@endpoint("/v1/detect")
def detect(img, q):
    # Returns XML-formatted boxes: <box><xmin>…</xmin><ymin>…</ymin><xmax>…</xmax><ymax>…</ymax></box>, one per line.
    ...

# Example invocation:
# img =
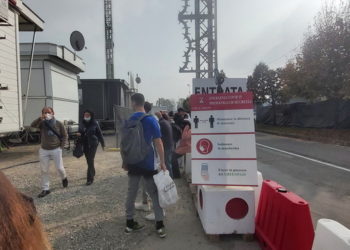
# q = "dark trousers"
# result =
<box><xmin>165</xmin><ymin>148</ymin><xmax>173</xmax><ymax>178</ymax></box>
<box><xmin>84</xmin><ymin>144</ymin><xmax>98</xmax><ymax>182</ymax></box>
<box><xmin>171</xmin><ymin>152</ymin><xmax>182</xmax><ymax>179</ymax></box>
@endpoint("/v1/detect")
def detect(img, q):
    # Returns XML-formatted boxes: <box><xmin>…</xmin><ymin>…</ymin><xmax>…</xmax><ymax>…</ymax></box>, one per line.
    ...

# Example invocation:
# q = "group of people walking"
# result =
<box><xmin>31</xmin><ymin>94</ymin><xmax>190</xmax><ymax>238</ymax></box>
<box><xmin>132</xmin><ymin>98</ymin><xmax>192</xmax><ymax>222</ymax></box>
<box><xmin>0</xmin><ymin>93</ymin><xmax>191</xmax><ymax>249</ymax></box>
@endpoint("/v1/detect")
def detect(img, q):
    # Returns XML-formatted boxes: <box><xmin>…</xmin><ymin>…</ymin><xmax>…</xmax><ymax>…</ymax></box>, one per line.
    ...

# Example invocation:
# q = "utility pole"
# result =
<box><xmin>179</xmin><ymin>0</ymin><xmax>218</xmax><ymax>79</ymax></box>
<box><xmin>104</xmin><ymin>0</ymin><xmax>114</xmax><ymax>79</ymax></box>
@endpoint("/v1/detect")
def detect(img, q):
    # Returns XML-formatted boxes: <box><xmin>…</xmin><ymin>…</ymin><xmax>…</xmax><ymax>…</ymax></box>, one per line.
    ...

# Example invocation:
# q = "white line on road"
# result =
<box><xmin>256</xmin><ymin>143</ymin><xmax>350</xmax><ymax>173</ymax></box>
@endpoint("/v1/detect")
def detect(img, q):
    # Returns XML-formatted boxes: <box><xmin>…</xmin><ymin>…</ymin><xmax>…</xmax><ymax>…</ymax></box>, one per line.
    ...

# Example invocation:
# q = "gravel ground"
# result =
<box><xmin>0</xmin><ymin>136</ymin><xmax>260</xmax><ymax>250</ymax></box>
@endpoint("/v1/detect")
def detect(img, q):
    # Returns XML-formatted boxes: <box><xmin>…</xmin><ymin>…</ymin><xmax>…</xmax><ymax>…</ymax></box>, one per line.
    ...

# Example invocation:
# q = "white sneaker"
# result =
<box><xmin>145</xmin><ymin>213</ymin><xmax>155</xmax><ymax>221</ymax></box>
<box><xmin>135</xmin><ymin>202</ymin><xmax>150</xmax><ymax>212</ymax></box>
<box><xmin>145</xmin><ymin>211</ymin><xmax>166</xmax><ymax>221</ymax></box>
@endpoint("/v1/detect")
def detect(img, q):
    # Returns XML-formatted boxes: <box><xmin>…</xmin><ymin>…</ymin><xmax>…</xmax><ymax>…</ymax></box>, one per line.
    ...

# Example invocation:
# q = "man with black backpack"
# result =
<box><xmin>121</xmin><ymin>93</ymin><xmax>167</xmax><ymax>238</ymax></box>
<box><xmin>31</xmin><ymin>107</ymin><xmax>68</xmax><ymax>198</ymax></box>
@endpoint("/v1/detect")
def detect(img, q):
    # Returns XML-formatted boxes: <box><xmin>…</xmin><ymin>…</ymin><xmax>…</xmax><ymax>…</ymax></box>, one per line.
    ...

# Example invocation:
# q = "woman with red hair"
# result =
<box><xmin>0</xmin><ymin>171</ymin><xmax>51</xmax><ymax>250</ymax></box>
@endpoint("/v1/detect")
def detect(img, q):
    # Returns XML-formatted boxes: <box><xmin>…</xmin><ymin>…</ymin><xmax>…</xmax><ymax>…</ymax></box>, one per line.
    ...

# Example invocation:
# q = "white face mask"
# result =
<box><xmin>45</xmin><ymin>114</ymin><xmax>53</xmax><ymax>120</ymax></box>
<box><xmin>84</xmin><ymin>117</ymin><xmax>91</xmax><ymax>122</ymax></box>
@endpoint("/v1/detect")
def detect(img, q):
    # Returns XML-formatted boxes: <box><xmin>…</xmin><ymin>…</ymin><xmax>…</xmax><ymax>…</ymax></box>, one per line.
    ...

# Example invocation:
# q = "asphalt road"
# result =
<box><xmin>256</xmin><ymin>132</ymin><xmax>350</xmax><ymax>228</ymax></box>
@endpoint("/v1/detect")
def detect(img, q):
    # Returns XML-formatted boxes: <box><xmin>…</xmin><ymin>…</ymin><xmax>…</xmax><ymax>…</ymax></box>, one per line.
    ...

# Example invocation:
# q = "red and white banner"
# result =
<box><xmin>190</xmin><ymin>92</ymin><xmax>253</xmax><ymax>111</ymax></box>
<box><xmin>190</xmin><ymin>91</ymin><xmax>258</xmax><ymax>186</ymax></box>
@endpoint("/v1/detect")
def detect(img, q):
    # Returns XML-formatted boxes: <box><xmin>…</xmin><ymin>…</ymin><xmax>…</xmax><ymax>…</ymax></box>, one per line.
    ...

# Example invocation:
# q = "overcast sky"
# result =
<box><xmin>21</xmin><ymin>0</ymin><xmax>333</xmax><ymax>103</ymax></box>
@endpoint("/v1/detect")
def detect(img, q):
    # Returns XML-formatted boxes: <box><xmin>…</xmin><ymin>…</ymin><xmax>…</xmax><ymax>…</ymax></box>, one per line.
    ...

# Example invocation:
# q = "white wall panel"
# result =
<box><xmin>0</xmin><ymin>10</ymin><xmax>22</xmax><ymax>133</ymax></box>
<box><xmin>52</xmin><ymin>99</ymin><xmax>78</xmax><ymax>123</ymax></box>
<box><xmin>51</xmin><ymin>70</ymin><xmax>78</xmax><ymax>101</ymax></box>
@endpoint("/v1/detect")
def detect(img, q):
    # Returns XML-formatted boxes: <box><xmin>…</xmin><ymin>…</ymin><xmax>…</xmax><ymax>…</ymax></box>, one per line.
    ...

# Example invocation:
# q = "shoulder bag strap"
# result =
<box><xmin>44</xmin><ymin>121</ymin><xmax>63</xmax><ymax>142</ymax></box>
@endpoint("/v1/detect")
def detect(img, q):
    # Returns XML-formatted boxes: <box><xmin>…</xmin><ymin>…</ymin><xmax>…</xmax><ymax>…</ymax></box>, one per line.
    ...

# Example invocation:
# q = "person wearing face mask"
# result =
<box><xmin>31</xmin><ymin>107</ymin><xmax>68</xmax><ymax>198</ymax></box>
<box><xmin>77</xmin><ymin>110</ymin><xmax>105</xmax><ymax>185</ymax></box>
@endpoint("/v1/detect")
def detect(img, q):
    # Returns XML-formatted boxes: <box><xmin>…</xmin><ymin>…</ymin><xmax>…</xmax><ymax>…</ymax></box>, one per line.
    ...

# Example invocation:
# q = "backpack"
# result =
<box><xmin>120</xmin><ymin>114</ymin><xmax>152</xmax><ymax>165</ymax></box>
<box><xmin>171</xmin><ymin>123</ymin><xmax>182</xmax><ymax>144</ymax></box>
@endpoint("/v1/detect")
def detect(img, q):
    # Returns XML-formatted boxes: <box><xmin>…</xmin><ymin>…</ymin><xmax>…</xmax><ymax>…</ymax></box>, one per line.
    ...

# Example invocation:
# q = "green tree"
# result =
<box><xmin>248</xmin><ymin>62</ymin><xmax>287</xmax><ymax>125</ymax></box>
<box><xmin>288</xmin><ymin>1</ymin><xmax>350</xmax><ymax>101</ymax></box>
<box><xmin>247</xmin><ymin>62</ymin><xmax>270</xmax><ymax>104</ymax></box>
<box><xmin>156</xmin><ymin>98</ymin><xmax>176</xmax><ymax>111</ymax></box>
<box><xmin>182</xmin><ymin>97</ymin><xmax>191</xmax><ymax>112</ymax></box>
<box><xmin>279</xmin><ymin>61</ymin><xmax>303</xmax><ymax>100</ymax></box>
<box><xmin>177</xmin><ymin>98</ymin><xmax>185</xmax><ymax>109</ymax></box>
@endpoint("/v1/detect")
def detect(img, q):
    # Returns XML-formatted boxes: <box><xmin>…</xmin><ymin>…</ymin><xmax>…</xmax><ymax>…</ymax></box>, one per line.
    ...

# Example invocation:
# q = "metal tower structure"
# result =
<box><xmin>179</xmin><ymin>0</ymin><xmax>218</xmax><ymax>79</ymax></box>
<box><xmin>104</xmin><ymin>0</ymin><xmax>114</xmax><ymax>79</ymax></box>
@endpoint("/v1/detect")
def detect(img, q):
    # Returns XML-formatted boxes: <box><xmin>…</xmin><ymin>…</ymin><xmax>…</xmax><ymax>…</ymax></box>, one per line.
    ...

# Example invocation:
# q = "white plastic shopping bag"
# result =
<box><xmin>153</xmin><ymin>170</ymin><xmax>179</xmax><ymax>208</ymax></box>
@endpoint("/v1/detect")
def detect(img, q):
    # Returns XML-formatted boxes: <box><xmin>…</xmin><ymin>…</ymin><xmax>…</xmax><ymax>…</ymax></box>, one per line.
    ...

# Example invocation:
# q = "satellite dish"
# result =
<box><xmin>70</xmin><ymin>31</ymin><xmax>85</xmax><ymax>51</ymax></box>
<box><xmin>135</xmin><ymin>74</ymin><xmax>141</xmax><ymax>84</ymax></box>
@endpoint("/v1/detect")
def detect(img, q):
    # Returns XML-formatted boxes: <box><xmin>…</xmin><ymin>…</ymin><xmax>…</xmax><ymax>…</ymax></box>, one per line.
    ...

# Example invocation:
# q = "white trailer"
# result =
<box><xmin>0</xmin><ymin>0</ymin><xmax>43</xmax><ymax>136</ymax></box>
<box><xmin>20</xmin><ymin>43</ymin><xmax>85</xmax><ymax>129</ymax></box>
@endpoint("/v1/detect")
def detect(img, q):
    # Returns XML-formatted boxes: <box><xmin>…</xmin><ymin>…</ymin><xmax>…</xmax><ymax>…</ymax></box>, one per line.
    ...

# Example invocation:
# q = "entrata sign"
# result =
<box><xmin>0</xmin><ymin>0</ymin><xmax>8</xmax><ymax>22</ymax></box>
<box><xmin>191</xmin><ymin>91</ymin><xmax>258</xmax><ymax>186</ymax></box>
<box><xmin>193</xmin><ymin>78</ymin><xmax>247</xmax><ymax>95</ymax></box>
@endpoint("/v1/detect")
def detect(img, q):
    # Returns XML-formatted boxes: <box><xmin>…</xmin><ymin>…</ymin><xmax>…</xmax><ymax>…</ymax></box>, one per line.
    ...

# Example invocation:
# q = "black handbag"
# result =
<box><xmin>73</xmin><ymin>138</ymin><xmax>84</xmax><ymax>158</ymax></box>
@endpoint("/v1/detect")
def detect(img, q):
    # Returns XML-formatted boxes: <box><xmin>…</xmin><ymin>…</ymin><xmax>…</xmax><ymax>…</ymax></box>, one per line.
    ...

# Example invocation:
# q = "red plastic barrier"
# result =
<box><xmin>255</xmin><ymin>180</ymin><xmax>314</xmax><ymax>250</ymax></box>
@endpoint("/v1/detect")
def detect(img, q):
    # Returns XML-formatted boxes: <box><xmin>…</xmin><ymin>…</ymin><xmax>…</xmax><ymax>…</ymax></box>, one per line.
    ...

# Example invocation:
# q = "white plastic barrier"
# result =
<box><xmin>196</xmin><ymin>185</ymin><xmax>255</xmax><ymax>234</ymax></box>
<box><xmin>254</xmin><ymin>171</ymin><xmax>264</xmax><ymax>216</ymax></box>
<box><xmin>312</xmin><ymin>219</ymin><xmax>350</xmax><ymax>250</ymax></box>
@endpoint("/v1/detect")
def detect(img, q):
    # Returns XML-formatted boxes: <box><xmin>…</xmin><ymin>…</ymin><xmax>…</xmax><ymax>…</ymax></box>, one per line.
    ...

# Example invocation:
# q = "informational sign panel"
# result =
<box><xmin>193</xmin><ymin>78</ymin><xmax>247</xmax><ymax>95</ymax></box>
<box><xmin>0</xmin><ymin>0</ymin><xmax>8</xmax><ymax>22</ymax></box>
<box><xmin>190</xmin><ymin>92</ymin><xmax>258</xmax><ymax>186</ymax></box>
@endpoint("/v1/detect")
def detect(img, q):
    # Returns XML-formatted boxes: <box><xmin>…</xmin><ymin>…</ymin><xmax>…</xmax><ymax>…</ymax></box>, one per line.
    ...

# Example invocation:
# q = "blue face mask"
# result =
<box><xmin>84</xmin><ymin>117</ymin><xmax>91</xmax><ymax>122</ymax></box>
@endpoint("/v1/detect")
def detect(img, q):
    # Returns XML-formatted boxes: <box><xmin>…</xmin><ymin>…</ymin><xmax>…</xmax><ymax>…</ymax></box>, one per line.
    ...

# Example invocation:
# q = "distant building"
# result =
<box><xmin>79</xmin><ymin>79</ymin><xmax>130</xmax><ymax>128</ymax></box>
<box><xmin>20</xmin><ymin>43</ymin><xmax>85</xmax><ymax>127</ymax></box>
<box><xmin>0</xmin><ymin>0</ymin><xmax>44</xmax><ymax>135</ymax></box>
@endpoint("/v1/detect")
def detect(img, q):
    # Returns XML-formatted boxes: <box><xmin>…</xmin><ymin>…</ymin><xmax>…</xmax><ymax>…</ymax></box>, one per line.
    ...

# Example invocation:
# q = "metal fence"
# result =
<box><xmin>256</xmin><ymin>99</ymin><xmax>350</xmax><ymax>129</ymax></box>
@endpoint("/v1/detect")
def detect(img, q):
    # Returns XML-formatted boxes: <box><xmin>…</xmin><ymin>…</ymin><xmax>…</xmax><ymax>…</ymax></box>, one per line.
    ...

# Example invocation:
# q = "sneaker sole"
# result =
<box><xmin>38</xmin><ymin>192</ymin><xmax>51</xmax><ymax>198</ymax></box>
<box><xmin>159</xmin><ymin>234</ymin><xmax>167</xmax><ymax>238</ymax></box>
<box><xmin>124</xmin><ymin>226</ymin><xmax>145</xmax><ymax>234</ymax></box>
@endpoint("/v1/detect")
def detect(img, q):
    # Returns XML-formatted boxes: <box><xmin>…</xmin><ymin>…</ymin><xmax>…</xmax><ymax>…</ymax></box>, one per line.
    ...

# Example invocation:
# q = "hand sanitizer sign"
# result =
<box><xmin>190</xmin><ymin>92</ymin><xmax>258</xmax><ymax>186</ymax></box>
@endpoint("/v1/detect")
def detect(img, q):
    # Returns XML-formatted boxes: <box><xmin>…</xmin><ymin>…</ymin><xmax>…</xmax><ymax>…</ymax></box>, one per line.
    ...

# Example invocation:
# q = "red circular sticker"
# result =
<box><xmin>196</xmin><ymin>138</ymin><xmax>213</xmax><ymax>155</ymax></box>
<box><xmin>225</xmin><ymin>198</ymin><xmax>249</xmax><ymax>220</ymax></box>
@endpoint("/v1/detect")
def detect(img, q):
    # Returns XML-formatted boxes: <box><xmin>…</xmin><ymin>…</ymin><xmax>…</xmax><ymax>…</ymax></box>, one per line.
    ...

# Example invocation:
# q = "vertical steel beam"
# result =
<box><xmin>195</xmin><ymin>0</ymin><xmax>201</xmax><ymax>79</ymax></box>
<box><xmin>104</xmin><ymin>0</ymin><xmax>114</xmax><ymax>79</ymax></box>
<box><xmin>214</xmin><ymin>0</ymin><xmax>218</xmax><ymax>71</ymax></box>
<box><xmin>179</xmin><ymin>0</ymin><xmax>218</xmax><ymax>79</ymax></box>
<box><xmin>207</xmin><ymin>0</ymin><xmax>214</xmax><ymax>78</ymax></box>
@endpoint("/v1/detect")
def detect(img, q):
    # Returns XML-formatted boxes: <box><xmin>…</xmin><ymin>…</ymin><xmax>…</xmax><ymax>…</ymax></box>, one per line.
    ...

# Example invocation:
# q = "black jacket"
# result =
<box><xmin>159</xmin><ymin>118</ymin><xmax>174</xmax><ymax>151</ymax></box>
<box><xmin>79</xmin><ymin>120</ymin><xmax>105</xmax><ymax>148</ymax></box>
